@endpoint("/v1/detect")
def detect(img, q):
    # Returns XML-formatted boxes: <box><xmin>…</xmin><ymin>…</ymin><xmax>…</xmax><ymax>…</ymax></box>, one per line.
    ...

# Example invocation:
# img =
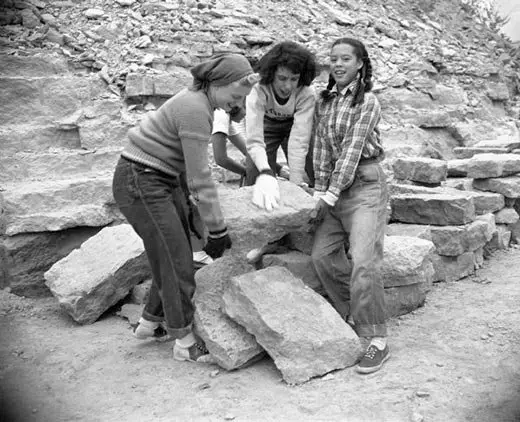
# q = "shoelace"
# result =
<box><xmin>194</xmin><ymin>343</ymin><xmax>208</xmax><ymax>354</ymax></box>
<box><xmin>363</xmin><ymin>346</ymin><xmax>378</xmax><ymax>360</ymax></box>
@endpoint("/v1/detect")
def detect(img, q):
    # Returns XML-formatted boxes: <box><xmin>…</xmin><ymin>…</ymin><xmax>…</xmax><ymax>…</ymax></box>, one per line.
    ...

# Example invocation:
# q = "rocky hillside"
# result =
<box><xmin>1</xmin><ymin>0</ymin><xmax>520</xmax><ymax>296</ymax></box>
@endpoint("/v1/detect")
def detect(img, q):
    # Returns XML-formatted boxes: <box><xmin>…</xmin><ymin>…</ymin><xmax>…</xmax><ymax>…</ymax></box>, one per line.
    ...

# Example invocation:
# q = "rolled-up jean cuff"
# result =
<box><xmin>356</xmin><ymin>323</ymin><xmax>387</xmax><ymax>338</ymax></box>
<box><xmin>141</xmin><ymin>310</ymin><xmax>164</xmax><ymax>323</ymax></box>
<box><xmin>166</xmin><ymin>323</ymin><xmax>193</xmax><ymax>340</ymax></box>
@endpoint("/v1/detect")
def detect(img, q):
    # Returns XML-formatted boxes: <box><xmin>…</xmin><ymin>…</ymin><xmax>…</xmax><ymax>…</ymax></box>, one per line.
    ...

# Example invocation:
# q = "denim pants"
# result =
<box><xmin>311</xmin><ymin>162</ymin><xmax>388</xmax><ymax>338</ymax></box>
<box><xmin>112</xmin><ymin>157</ymin><xmax>194</xmax><ymax>339</ymax></box>
<box><xmin>244</xmin><ymin>117</ymin><xmax>292</xmax><ymax>186</ymax></box>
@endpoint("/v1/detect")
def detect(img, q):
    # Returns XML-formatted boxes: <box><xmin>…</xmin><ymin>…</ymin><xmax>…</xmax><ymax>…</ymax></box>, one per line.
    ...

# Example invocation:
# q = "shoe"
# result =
<box><xmin>246</xmin><ymin>237</ymin><xmax>289</xmax><ymax>264</ymax></box>
<box><xmin>173</xmin><ymin>340</ymin><xmax>215</xmax><ymax>363</ymax></box>
<box><xmin>133</xmin><ymin>318</ymin><xmax>170</xmax><ymax>341</ymax></box>
<box><xmin>193</xmin><ymin>251</ymin><xmax>214</xmax><ymax>265</ymax></box>
<box><xmin>356</xmin><ymin>345</ymin><xmax>390</xmax><ymax>374</ymax></box>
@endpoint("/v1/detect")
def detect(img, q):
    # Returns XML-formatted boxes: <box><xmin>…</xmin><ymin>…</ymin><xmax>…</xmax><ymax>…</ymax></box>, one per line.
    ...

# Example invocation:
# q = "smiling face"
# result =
<box><xmin>330</xmin><ymin>43</ymin><xmax>363</xmax><ymax>92</ymax></box>
<box><xmin>211</xmin><ymin>80</ymin><xmax>253</xmax><ymax>113</ymax></box>
<box><xmin>271</xmin><ymin>66</ymin><xmax>300</xmax><ymax>100</ymax></box>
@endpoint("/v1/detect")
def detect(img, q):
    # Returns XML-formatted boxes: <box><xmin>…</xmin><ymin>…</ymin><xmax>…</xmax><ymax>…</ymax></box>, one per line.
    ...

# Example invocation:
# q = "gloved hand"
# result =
<box><xmin>308</xmin><ymin>198</ymin><xmax>331</xmax><ymax>232</ymax></box>
<box><xmin>203</xmin><ymin>227</ymin><xmax>232</xmax><ymax>259</ymax></box>
<box><xmin>252</xmin><ymin>170</ymin><xmax>280</xmax><ymax>211</ymax></box>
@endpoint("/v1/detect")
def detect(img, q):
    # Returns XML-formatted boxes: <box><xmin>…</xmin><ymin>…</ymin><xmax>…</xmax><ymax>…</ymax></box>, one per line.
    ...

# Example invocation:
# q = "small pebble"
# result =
<box><xmin>224</xmin><ymin>414</ymin><xmax>235</xmax><ymax>420</ymax></box>
<box><xmin>481</xmin><ymin>334</ymin><xmax>489</xmax><ymax>340</ymax></box>
<box><xmin>197</xmin><ymin>382</ymin><xmax>210</xmax><ymax>390</ymax></box>
<box><xmin>210</xmin><ymin>369</ymin><xmax>220</xmax><ymax>378</ymax></box>
<box><xmin>416</xmin><ymin>390</ymin><xmax>430</xmax><ymax>398</ymax></box>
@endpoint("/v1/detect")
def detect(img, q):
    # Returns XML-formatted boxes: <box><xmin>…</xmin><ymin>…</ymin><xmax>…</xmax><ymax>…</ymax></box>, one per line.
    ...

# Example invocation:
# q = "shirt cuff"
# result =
<box><xmin>321</xmin><ymin>191</ymin><xmax>339</xmax><ymax>207</ymax></box>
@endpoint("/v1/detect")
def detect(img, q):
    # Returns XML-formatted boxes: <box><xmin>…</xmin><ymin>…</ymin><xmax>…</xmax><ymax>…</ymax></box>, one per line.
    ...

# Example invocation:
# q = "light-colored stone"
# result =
<box><xmin>391</xmin><ymin>193</ymin><xmax>475</xmax><ymax>226</ymax></box>
<box><xmin>392</xmin><ymin>157</ymin><xmax>447</xmax><ymax>184</ymax></box>
<box><xmin>447</xmin><ymin>159</ymin><xmax>469</xmax><ymax>177</ymax></box>
<box><xmin>262</xmin><ymin>251</ymin><xmax>325</xmax><ymax>295</ymax></box>
<box><xmin>494</xmin><ymin>208</ymin><xmax>519</xmax><ymax>225</ymax></box>
<box><xmin>454</xmin><ymin>147</ymin><xmax>510</xmax><ymax>159</ymax></box>
<box><xmin>386</xmin><ymin>223</ymin><xmax>432</xmax><ymax>240</ymax></box>
<box><xmin>2</xmin><ymin>227</ymin><xmax>101</xmax><ymax>297</ymax></box>
<box><xmin>429</xmin><ymin>216</ymin><xmax>495</xmax><ymax>256</ymax></box>
<box><xmin>385</xmin><ymin>283</ymin><xmax>429</xmax><ymax>318</ymax></box>
<box><xmin>130</xmin><ymin>279</ymin><xmax>151</xmax><ymax>305</ymax></box>
<box><xmin>193</xmin><ymin>256</ymin><xmax>263</xmax><ymax>370</ymax></box>
<box><xmin>219</xmin><ymin>181</ymin><xmax>316</xmax><ymax>253</ymax></box>
<box><xmin>466</xmin><ymin>153</ymin><xmax>520</xmax><ymax>179</ymax></box>
<box><xmin>484</xmin><ymin>225</ymin><xmax>512</xmax><ymax>256</ymax></box>
<box><xmin>474</xmin><ymin>139</ymin><xmax>520</xmax><ymax>151</ymax></box>
<box><xmin>223</xmin><ymin>266</ymin><xmax>361</xmax><ymax>384</ymax></box>
<box><xmin>430</xmin><ymin>251</ymin><xmax>478</xmax><ymax>282</ymax></box>
<box><xmin>473</xmin><ymin>175</ymin><xmax>520</xmax><ymax>198</ymax></box>
<box><xmin>44</xmin><ymin>224</ymin><xmax>150</xmax><ymax>324</ymax></box>
<box><xmin>381</xmin><ymin>236</ymin><xmax>436</xmax><ymax>288</ymax></box>
<box><xmin>2</xmin><ymin>176</ymin><xmax>119</xmax><ymax>235</ymax></box>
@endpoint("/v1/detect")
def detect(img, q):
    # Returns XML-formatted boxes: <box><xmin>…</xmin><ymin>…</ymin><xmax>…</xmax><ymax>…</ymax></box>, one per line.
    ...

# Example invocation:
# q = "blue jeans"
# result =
<box><xmin>311</xmin><ymin>162</ymin><xmax>388</xmax><ymax>338</ymax></box>
<box><xmin>244</xmin><ymin>117</ymin><xmax>292</xmax><ymax>186</ymax></box>
<box><xmin>112</xmin><ymin>157</ymin><xmax>194</xmax><ymax>339</ymax></box>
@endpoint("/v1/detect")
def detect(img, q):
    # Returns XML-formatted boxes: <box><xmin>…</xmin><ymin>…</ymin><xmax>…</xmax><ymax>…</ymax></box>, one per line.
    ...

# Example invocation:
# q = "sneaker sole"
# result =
<box><xmin>355</xmin><ymin>351</ymin><xmax>391</xmax><ymax>374</ymax></box>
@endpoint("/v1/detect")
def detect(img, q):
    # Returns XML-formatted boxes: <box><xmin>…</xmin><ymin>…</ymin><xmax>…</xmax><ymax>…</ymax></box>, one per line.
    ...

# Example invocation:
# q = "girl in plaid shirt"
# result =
<box><xmin>310</xmin><ymin>38</ymin><xmax>390</xmax><ymax>374</ymax></box>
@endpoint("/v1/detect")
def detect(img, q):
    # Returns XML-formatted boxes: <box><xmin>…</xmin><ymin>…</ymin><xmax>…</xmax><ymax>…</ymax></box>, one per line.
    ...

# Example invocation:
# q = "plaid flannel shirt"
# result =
<box><xmin>312</xmin><ymin>79</ymin><xmax>383</xmax><ymax>197</ymax></box>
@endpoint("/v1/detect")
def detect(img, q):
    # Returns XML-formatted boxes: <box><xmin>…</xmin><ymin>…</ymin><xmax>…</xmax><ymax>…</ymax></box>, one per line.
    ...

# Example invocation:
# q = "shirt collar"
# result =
<box><xmin>336</xmin><ymin>78</ymin><xmax>360</xmax><ymax>96</ymax></box>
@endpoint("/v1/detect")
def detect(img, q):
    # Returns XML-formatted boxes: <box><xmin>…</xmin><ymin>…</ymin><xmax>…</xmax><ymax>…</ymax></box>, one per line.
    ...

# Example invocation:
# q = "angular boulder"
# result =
<box><xmin>223</xmin><ymin>266</ymin><xmax>361</xmax><ymax>384</ymax></box>
<box><xmin>44</xmin><ymin>224</ymin><xmax>150</xmax><ymax>324</ymax></box>
<box><xmin>466</xmin><ymin>153</ymin><xmax>520</xmax><ymax>179</ymax></box>
<box><xmin>381</xmin><ymin>236</ymin><xmax>436</xmax><ymax>288</ymax></box>
<box><xmin>219</xmin><ymin>181</ymin><xmax>316</xmax><ymax>253</ymax></box>
<box><xmin>428</xmin><ymin>215</ymin><xmax>495</xmax><ymax>256</ymax></box>
<box><xmin>473</xmin><ymin>175</ymin><xmax>520</xmax><ymax>198</ymax></box>
<box><xmin>392</xmin><ymin>157</ymin><xmax>447</xmax><ymax>184</ymax></box>
<box><xmin>391</xmin><ymin>193</ymin><xmax>475</xmax><ymax>225</ymax></box>
<box><xmin>193</xmin><ymin>256</ymin><xmax>263</xmax><ymax>370</ymax></box>
<box><xmin>262</xmin><ymin>251</ymin><xmax>325</xmax><ymax>295</ymax></box>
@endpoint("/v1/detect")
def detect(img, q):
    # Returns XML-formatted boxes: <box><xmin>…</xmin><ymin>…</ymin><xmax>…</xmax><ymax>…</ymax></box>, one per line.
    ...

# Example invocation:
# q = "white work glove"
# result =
<box><xmin>252</xmin><ymin>170</ymin><xmax>280</xmax><ymax>212</ymax></box>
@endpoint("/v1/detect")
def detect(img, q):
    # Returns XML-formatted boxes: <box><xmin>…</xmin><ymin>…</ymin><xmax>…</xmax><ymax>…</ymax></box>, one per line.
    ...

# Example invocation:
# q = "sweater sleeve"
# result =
<box><xmin>245</xmin><ymin>85</ymin><xmax>270</xmax><ymax>172</ymax></box>
<box><xmin>287</xmin><ymin>86</ymin><xmax>316</xmax><ymax>185</ymax></box>
<box><xmin>178</xmin><ymin>107</ymin><xmax>226</xmax><ymax>233</ymax></box>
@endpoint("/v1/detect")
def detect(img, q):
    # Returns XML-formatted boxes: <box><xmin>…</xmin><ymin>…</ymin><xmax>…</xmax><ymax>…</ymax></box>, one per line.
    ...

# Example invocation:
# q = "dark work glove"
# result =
<box><xmin>203</xmin><ymin>227</ymin><xmax>232</xmax><ymax>259</ymax></box>
<box><xmin>308</xmin><ymin>199</ymin><xmax>331</xmax><ymax>233</ymax></box>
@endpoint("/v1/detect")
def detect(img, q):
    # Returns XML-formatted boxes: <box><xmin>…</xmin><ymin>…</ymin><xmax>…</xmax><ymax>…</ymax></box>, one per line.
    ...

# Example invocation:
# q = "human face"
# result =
<box><xmin>330</xmin><ymin>43</ymin><xmax>363</xmax><ymax>91</ymax></box>
<box><xmin>211</xmin><ymin>81</ymin><xmax>253</xmax><ymax>113</ymax></box>
<box><xmin>272</xmin><ymin>66</ymin><xmax>300</xmax><ymax>99</ymax></box>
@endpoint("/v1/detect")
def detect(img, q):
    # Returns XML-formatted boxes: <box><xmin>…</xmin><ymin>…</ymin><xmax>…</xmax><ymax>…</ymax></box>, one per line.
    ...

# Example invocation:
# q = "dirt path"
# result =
<box><xmin>1</xmin><ymin>248</ymin><xmax>520</xmax><ymax>422</ymax></box>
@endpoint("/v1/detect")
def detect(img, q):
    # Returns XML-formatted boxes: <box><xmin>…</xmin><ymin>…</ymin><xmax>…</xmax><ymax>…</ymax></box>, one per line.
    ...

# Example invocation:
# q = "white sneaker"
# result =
<box><xmin>193</xmin><ymin>251</ymin><xmax>214</xmax><ymax>265</ymax></box>
<box><xmin>133</xmin><ymin>317</ymin><xmax>160</xmax><ymax>339</ymax></box>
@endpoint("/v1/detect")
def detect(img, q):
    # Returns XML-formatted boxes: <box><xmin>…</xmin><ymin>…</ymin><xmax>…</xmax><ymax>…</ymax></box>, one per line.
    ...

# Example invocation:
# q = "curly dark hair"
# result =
<box><xmin>256</xmin><ymin>41</ymin><xmax>317</xmax><ymax>87</ymax></box>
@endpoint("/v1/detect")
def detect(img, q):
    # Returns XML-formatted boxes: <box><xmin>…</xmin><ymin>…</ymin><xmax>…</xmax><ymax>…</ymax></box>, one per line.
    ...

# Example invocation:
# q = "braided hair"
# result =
<box><xmin>320</xmin><ymin>37</ymin><xmax>373</xmax><ymax>107</ymax></box>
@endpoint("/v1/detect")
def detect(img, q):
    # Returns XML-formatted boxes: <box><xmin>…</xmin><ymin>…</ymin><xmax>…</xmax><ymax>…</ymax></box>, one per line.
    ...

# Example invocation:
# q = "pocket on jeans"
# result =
<box><xmin>356</xmin><ymin>165</ymin><xmax>380</xmax><ymax>183</ymax></box>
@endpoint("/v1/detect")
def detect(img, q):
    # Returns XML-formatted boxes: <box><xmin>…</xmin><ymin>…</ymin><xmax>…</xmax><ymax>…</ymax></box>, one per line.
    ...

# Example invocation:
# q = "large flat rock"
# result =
<box><xmin>392</xmin><ymin>157</ymin><xmax>447</xmax><ymax>184</ymax></box>
<box><xmin>465</xmin><ymin>153</ymin><xmax>520</xmax><ymax>179</ymax></box>
<box><xmin>219</xmin><ymin>181</ymin><xmax>316</xmax><ymax>253</ymax></box>
<box><xmin>1</xmin><ymin>227</ymin><xmax>102</xmax><ymax>297</ymax></box>
<box><xmin>428</xmin><ymin>214</ymin><xmax>495</xmax><ymax>256</ymax></box>
<box><xmin>473</xmin><ymin>175</ymin><xmax>520</xmax><ymax>199</ymax></box>
<box><xmin>193</xmin><ymin>256</ymin><xmax>264</xmax><ymax>370</ymax></box>
<box><xmin>3</xmin><ymin>176</ymin><xmax>121</xmax><ymax>235</ymax></box>
<box><xmin>391</xmin><ymin>193</ymin><xmax>475</xmax><ymax>225</ymax></box>
<box><xmin>223</xmin><ymin>266</ymin><xmax>361</xmax><ymax>385</ymax></box>
<box><xmin>390</xmin><ymin>182</ymin><xmax>504</xmax><ymax>215</ymax></box>
<box><xmin>44</xmin><ymin>224</ymin><xmax>150</xmax><ymax>324</ymax></box>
